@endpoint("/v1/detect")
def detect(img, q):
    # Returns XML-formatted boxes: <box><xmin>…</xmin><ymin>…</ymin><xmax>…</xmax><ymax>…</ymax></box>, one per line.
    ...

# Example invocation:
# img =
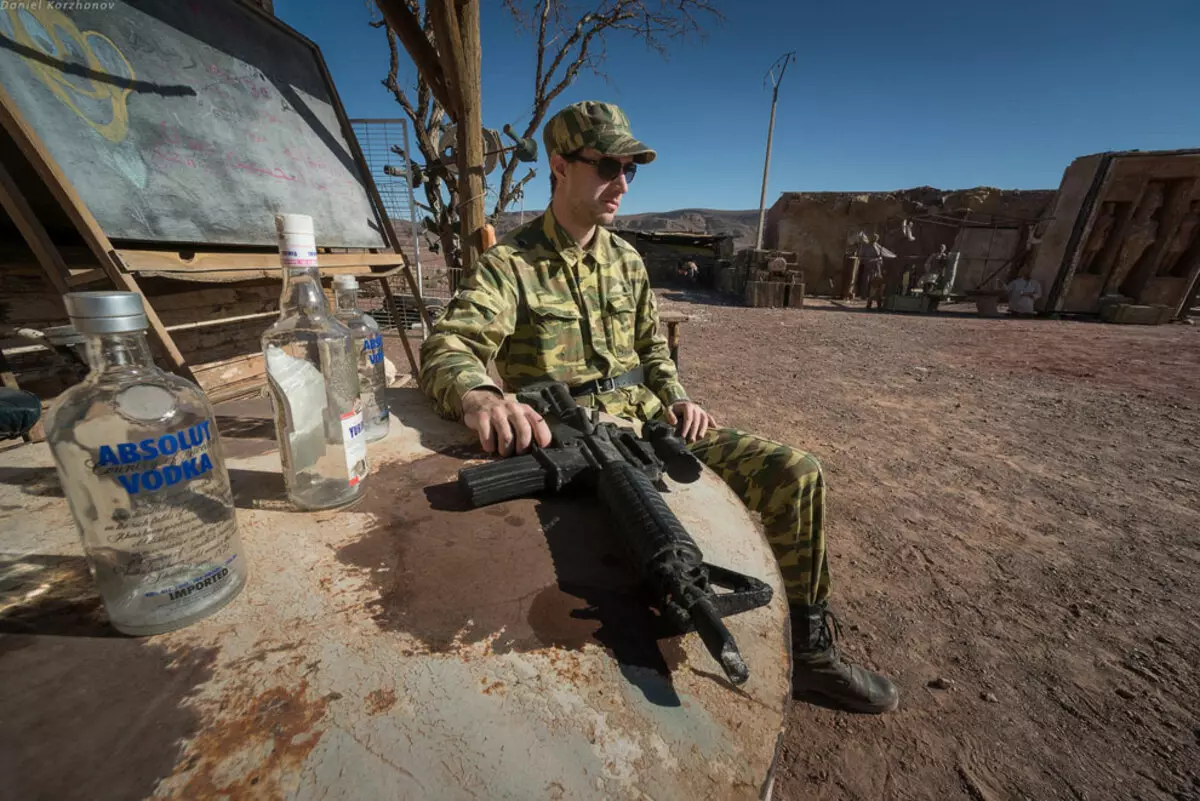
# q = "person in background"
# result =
<box><xmin>861</xmin><ymin>234</ymin><xmax>889</xmax><ymax>310</ymax></box>
<box><xmin>1005</xmin><ymin>265</ymin><xmax>1043</xmax><ymax>317</ymax></box>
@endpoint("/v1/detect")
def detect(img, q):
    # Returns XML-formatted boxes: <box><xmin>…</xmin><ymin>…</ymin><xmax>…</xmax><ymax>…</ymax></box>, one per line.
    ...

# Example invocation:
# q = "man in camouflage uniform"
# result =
<box><xmin>419</xmin><ymin>101</ymin><xmax>898</xmax><ymax>714</ymax></box>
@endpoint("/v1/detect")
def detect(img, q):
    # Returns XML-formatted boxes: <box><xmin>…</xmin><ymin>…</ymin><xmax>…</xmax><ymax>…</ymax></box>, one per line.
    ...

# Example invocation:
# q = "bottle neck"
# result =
<box><xmin>334</xmin><ymin>286</ymin><xmax>359</xmax><ymax>315</ymax></box>
<box><xmin>279</xmin><ymin>264</ymin><xmax>329</xmax><ymax>318</ymax></box>
<box><xmin>84</xmin><ymin>331</ymin><xmax>156</xmax><ymax>375</ymax></box>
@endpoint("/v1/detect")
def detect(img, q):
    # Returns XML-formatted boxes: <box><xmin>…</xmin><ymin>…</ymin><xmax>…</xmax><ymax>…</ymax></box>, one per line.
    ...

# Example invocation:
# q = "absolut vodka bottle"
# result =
<box><xmin>332</xmin><ymin>275</ymin><xmax>389</xmax><ymax>442</ymax></box>
<box><xmin>262</xmin><ymin>214</ymin><xmax>367</xmax><ymax>509</ymax></box>
<box><xmin>45</xmin><ymin>292</ymin><xmax>247</xmax><ymax>635</ymax></box>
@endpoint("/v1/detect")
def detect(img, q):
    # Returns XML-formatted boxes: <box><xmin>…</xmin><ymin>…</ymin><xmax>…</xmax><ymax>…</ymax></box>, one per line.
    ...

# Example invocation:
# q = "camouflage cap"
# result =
<box><xmin>542</xmin><ymin>101</ymin><xmax>656</xmax><ymax>164</ymax></box>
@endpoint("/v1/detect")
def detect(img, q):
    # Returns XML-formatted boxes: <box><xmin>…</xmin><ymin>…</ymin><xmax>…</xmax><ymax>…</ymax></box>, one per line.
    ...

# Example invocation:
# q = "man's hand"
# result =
<box><xmin>664</xmin><ymin>400</ymin><xmax>717</xmax><ymax>443</ymax></box>
<box><xmin>462</xmin><ymin>388</ymin><xmax>552</xmax><ymax>456</ymax></box>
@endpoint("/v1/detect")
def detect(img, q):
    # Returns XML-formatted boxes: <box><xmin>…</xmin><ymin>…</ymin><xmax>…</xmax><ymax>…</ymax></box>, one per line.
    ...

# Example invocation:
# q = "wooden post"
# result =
<box><xmin>455</xmin><ymin>0</ymin><xmax>485</xmax><ymax>273</ymax></box>
<box><xmin>389</xmin><ymin>0</ymin><xmax>486</xmax><ymax>278</ymax></box>
<box><xmin>375</xmin><ymin>0</ymin><xmax>456</xmax><ymax>116</ymax></box>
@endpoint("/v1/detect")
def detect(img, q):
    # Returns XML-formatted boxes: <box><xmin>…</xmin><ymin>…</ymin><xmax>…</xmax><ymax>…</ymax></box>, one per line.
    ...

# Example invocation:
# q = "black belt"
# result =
<box><xmin>569</xmin><ymin>366</ymin><xmax>645</xmax><ymax>397</ymax></box>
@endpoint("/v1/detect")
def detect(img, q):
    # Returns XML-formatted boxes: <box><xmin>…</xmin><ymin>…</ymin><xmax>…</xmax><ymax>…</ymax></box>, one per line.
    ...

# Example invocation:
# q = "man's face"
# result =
<box><xmin>553</xmin><ymin>147</ymin><xmax>633</xmax><ymax>227</ymax></box>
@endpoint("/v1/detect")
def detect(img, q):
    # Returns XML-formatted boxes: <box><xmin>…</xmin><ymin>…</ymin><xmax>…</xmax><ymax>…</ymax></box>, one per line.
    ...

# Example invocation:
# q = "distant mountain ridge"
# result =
<box><xmin>494</xmin><ymin>207</ymin><xmax>760</xmax><ymax>250</ymax></box>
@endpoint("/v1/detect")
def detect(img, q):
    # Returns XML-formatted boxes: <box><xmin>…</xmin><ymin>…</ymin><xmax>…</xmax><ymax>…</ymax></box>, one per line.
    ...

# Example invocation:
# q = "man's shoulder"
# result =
<box><xmin>601</xmin><ymin>228</ymin><xmax>646</xmax><ymax>268</ymax></box>
<box><xmin>495</xmin><ymin>215</ymin><xmax>555</xmax><ymax>260</ymax></box>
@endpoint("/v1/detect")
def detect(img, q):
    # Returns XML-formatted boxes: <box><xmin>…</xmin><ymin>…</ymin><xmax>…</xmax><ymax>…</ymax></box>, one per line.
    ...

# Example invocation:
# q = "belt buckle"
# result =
<box><xmin>595</xmin><ymin>376</ymin><xmax>617</xmax><ymax>394</ymax></box>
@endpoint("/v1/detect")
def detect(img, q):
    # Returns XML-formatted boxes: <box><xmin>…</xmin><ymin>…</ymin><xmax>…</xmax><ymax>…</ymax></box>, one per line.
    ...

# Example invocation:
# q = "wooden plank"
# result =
<box><xmin>0</xmin><ymin>293</ymin><xmax>71</xmax><ymax>327</ymax></box>
<box><xmin>66</xmin><ymin>269</ymin><xmax>108</xmax><ymax>287</ymax></box>
<box><xmin>166</xmin><ymin>311</ymin><xmax>279</xmax><ymax>332</ymax></box>
<box><xmin>192</xmin><ymin>352</ymin><xmax>265</xmax><ymax>388</ymax></box>
<box><xmin>134</xmin><ymin>263</ymin><xmax>406</xmax><ymax>283</ymax></box>
<box><xmin>117</xmin><ymin>250</ymin><xmax>408</xmax><ymax>273</ymax></box>
<box><xmin>0</xmin><ymin>285</ymin><xmax>280</xmax><ymax>329</ymax></box>
<box><xmin>0</xmin><ymin>245</ymin><xmax>99</xmax><ymax>271</ymax></box>
<box><xmin>137</xmin><ymin>285</ymin><xmax>279</xmax><ymax>313</ymax></box>
<box><xmin>0</xmin><ymin>158</ymin><xmax>71</xmax><ymax>296</ymax></box>
<box><xmin>172</xmin><ymin>322</ymin><xmax>269</xmax><ymax>363</ymax></box>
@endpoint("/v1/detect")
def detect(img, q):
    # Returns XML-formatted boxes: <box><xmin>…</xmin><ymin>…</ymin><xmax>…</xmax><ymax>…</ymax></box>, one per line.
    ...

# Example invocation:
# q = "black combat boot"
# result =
<box><xmin>790</xmin><ymin>603</ymin><xmax>899</xmax><ymax>714</ymax></box>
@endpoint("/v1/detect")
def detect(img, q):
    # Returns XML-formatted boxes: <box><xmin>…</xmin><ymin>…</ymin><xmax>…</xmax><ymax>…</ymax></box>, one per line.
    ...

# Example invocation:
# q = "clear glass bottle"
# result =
<box><xmin>332</xmin><ymin>275</ymin><xmax>389</xmax><ymax>442</ymax></box>
<box><xmin>45</xmin><ymin>291</ymin><xmax>247</xmax><ymax>635</ymax></box>
<box><xmin>261</xmin><ymin>213</ymin><xmax>368</xmax><ymax>509</ymax></box>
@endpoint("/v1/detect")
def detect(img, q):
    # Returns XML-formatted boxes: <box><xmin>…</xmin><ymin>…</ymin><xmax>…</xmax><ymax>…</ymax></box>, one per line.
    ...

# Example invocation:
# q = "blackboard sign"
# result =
<box><xmin>0</xmin><ymin>0</ymin><xmax>387</xmax><ymax>248</ymax></box>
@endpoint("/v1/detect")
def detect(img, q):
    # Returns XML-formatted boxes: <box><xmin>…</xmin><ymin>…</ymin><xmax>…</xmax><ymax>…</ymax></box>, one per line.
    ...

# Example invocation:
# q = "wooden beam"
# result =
<box><xmin>0</xmin><ymin>158</ymin><xmax>71</xmax><ymax>296</ymax></box>
<box><xmin>379</xmin><ymin>276</ymin><xmax>419</xmax><ymax>377</ymax></box>
<box><xmin>429</xmin><ymin>0</ymin><xmax>485</xmax><ymax>272</ymax></box>
<box><xmin>109</xmin><ymin>257</ymin><xmax>190</xmax><ymax>375</ymax></box>
<box><xmin>165</xmin><ymin>310</ymin><xmax>279</xmax><ymax>333</ymax></box>
<box><xmin>67</xmin><ymin>268</ymin><xmax>108</xmax><ymax>287</ymax></box>
<box><xmin>131</xmin><ymin>265</ymin><xmax>406</xmax><ymax>284</ymax></box>
<box><xmin>427</xmin><ymin>0</ymin><xmax>464</xmax><ymax>118</ymax></box>
<box><xmin>376</xmin><ymin>0</ymin><xmax>457</xmax><ymax>119</ymax></box>
<box><xmin>116</xmin><ymin>249</ymin><xmax>408</xmax><ymax>273</ymax></box>
<box><xmin>455</xmin><ymin>0</ymin><xmax>486</xmax><ymax>272</ymax></box>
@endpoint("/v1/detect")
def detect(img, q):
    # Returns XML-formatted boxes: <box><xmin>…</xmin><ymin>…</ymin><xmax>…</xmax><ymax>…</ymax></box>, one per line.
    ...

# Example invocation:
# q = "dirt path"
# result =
<box><xmin>656</xmin><ymin>293</ymin><xmax>1200</xmax><ymax>801</ymax></box>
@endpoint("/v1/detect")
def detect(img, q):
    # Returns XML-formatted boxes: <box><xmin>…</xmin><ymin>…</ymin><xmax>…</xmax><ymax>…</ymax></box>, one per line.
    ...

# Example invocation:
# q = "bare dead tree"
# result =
<box><xmin>377</xmin><ymin>8</ymin><xmax>462</xmax><ymax>272</ymax></box>
<box><xmin>375</xmin><ymin>0</ymin><xmax>719</xmax><ymax>270</ymax></box>
<box><xmin>491</xmin><ymin>0</ymin><xmax>719</xmax><ymax>219</ymax></box>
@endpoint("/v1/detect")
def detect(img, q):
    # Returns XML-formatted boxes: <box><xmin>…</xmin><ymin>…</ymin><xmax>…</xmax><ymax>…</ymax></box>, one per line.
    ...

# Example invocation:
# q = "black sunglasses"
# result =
<box><xmin>565</xmin><ymin>153</ymin><xmax>637</xmax><ymax>184</ymax></box>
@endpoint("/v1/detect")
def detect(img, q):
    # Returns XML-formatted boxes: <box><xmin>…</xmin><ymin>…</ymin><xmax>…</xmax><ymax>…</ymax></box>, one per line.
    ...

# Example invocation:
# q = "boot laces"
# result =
<box><xmin>815</xmin><ymin>606</ymin><xmax>843</xmax><ymax>652</ymax></box>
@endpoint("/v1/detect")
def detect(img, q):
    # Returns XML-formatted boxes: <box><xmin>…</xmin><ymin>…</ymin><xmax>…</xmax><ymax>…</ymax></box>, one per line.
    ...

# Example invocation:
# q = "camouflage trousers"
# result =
<box><xmin>688</xmin><ymin>428</ymin><xmax>831</xmax><ymax>605</ymax></box>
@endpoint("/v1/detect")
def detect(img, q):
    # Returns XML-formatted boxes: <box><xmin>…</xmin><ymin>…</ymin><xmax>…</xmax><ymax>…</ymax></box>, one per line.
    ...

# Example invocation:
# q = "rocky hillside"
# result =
<box><xmin>494</xmin><ymin>208</ymin><xmax>760</xmax><ymax>249</ymax></box>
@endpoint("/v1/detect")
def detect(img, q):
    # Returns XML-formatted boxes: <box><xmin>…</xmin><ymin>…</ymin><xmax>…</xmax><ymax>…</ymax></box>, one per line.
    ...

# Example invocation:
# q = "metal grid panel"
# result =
<box><xmin>350</xmin><ymin>119</ymin><xmax>419</xmax><ymax>253</ymax></box>
<box><xmin>349</xmin><ymin>119</ymin><xmax>459</xmax><ymax>332</ymax></box>
<box><xmin>350</xmin><ymin>119</ymin><xmax>424</xmax><ymax>331</ymax></box>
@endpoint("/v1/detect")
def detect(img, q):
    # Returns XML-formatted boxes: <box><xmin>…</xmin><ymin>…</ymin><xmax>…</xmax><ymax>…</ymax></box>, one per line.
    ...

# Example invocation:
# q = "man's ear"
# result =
<box><xmin>550</xmin><ymin>153</ymin><xmax>569</xmax><ymax>183</ymax></box>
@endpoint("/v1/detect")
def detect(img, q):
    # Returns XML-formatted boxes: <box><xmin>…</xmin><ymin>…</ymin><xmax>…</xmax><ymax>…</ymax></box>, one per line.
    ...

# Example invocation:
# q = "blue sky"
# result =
<box><xmin>276</xmin><ymin>0</ymin><xmax>1200</xmax><ymax>215</ymax></box>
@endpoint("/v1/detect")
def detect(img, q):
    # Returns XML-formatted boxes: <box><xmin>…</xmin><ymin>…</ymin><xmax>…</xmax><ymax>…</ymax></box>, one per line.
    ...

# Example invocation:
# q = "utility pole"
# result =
<box><xmin>755</xmin><ymin>51</ymin><xmax>795</xmax><ymax>252</ymax></box>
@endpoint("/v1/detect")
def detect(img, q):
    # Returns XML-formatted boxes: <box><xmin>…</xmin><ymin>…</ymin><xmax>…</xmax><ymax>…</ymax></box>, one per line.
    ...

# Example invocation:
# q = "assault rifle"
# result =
<box><xmin>457</xmin><ymin>381</ymin><xmax>772</xmax><ymax>685</ymax></box>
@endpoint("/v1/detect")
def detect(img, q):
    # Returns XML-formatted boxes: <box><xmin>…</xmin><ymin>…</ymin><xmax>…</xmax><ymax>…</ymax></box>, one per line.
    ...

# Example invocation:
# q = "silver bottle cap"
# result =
<box><xmin>333</xmin><ymin>274</ymin><xmax>359</xmax><ymax>289</ymax></box>
<box><xmin>63</xmin><ymin>291</ymin><xmax>150</xmax><ymax>334</ymax></box>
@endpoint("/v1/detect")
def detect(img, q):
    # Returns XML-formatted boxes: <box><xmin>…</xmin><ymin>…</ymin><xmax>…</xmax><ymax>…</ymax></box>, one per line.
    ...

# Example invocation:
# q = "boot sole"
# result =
<box><xmin>792</xmin><ymin>686</ymin><xmax>900</xmax><ymax>715</ymax></box>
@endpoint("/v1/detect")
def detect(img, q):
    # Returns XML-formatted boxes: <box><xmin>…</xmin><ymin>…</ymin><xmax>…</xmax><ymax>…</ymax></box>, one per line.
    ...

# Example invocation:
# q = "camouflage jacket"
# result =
<box><xmin>418</xmin><ymin>206</ymin><xmax>689</xmax><ymax>423</ymax></box>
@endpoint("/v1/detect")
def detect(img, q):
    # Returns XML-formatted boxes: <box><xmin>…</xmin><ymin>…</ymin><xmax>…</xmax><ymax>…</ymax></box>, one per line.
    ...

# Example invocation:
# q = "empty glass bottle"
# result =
<box><xmin>45</xmin><ymin>291</ymin><xmax>247</xmax><ymax>635</ymax></box>
<box><xmin>332</xmin><ymin>274</ymin><xmax>389</xmax><ymax>442</ymax></box>
<box><xmin>261</xmin><ymin>213</ymin><xmax>367</xmax><ymax>509</ymax></box>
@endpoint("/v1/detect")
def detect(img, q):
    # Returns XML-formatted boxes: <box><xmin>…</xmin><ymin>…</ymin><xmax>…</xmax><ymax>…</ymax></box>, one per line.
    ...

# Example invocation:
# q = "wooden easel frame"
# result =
<box><xmin>0</xmin><ymin>0</ymin><xmax>436</xmax><ymax>382</ymax></box>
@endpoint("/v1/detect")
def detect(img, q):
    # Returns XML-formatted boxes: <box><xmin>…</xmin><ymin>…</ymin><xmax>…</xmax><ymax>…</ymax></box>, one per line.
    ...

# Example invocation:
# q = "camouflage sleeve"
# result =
<box><xmin>631</xmin><ymin>262</ymin><xmax>689</xmax><ymax>406</ymax></box>
<box><xmin>418</xmin><ymin>252</ymin><xmax>519</xmax><ymax>420</ymax></box>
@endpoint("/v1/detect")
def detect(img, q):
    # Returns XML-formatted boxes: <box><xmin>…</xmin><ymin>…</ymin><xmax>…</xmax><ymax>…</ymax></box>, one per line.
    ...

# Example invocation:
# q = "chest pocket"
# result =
<box><xmin>528</xmin><ymin>296</ymin><xmax>585</xmax><ymax>367</ymax></box>
<box><xmin>603</xmin><ymin>292</ymin><xmax>637</xmax><ymax>358</ymax></box>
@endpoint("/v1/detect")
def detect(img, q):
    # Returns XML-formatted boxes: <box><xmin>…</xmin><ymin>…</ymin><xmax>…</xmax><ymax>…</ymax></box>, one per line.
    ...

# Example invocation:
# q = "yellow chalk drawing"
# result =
<box><xmin>5</xmin><ymin>7</ymin><xmax>135</xmax><ymax>143</ymax></box>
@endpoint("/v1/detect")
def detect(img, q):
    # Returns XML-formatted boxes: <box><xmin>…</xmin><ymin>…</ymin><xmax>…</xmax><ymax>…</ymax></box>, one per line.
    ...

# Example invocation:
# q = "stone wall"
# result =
<box><xmin>765</xmin><ymin>187</ymin><xmax>1056</xmax><ymax>296</ymax></box>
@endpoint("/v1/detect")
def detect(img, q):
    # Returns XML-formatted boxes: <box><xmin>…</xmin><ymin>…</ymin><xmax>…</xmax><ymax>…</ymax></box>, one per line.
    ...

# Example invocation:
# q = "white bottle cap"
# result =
<box><xmin>276</xmin><ymin>214</ymin><xmax>318</xmax><ymax>267</ymax></box>
<box><xmin>333</xmin><ymin>275</ymin><xmax>359</xmax><ymax>289</ymax></box>
<box><xmin>275</xmin><ymin>213</ymin><xmax>314</xmax><ymax>238</ymax></box>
